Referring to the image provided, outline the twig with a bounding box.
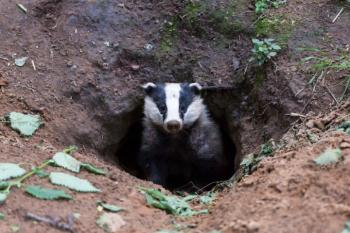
[313,71,324,93]
[0,56,9,61]
[325,85,339,105]
[340,76,350,101]
[302,94,314,113]
[31,60,36,71]
[25,212,74,232]
[295,87,306,97]
[286,113,307,118]
[332,7,344,23]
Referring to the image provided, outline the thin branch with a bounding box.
[332,7,344,23]
[325,85,339,105]
[25,212,74,232]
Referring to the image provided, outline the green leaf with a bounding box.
[140,188,208,217]
[0,191,9,204]
[346,128,350,135]
[25,185,72,200]
[260,144,273,156]
[267,51,277,58]
[6,112,42,136]
[199,192,216,205]
[341,221,350,233]
[14,57,28,67]
[0,212,4,220]
[314,148,342,165]
[49,172,100,192]
[32,168,49,178]
[97,201,124,212]
[301,56,317,63]
[52,152,81,173]
[81,163,106,175]
[0,181,10,190]
[337,121,350,131]
[0,163,26,181]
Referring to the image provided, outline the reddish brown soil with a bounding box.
[1,0,350,233]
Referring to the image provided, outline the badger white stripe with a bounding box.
[164,83,182,124]
[144,96,163,126]
[183,97,205,127]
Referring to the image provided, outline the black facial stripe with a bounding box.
[179,83,195,119]
[148,84,167,120]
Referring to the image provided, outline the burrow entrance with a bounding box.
[71,78,294,191]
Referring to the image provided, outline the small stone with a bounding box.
[96,213,126,233]
[144,43,154,51]
[247,221,260,232]
[306,120,314,128]
[130,64,140,70]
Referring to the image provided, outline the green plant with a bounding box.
[0,146,105,203]
[255,0,269,14]
[314,148,342,166]
[255,15,294,46]
[140,188,208,217]
[301,50,350,101]
[159,19,179,53]
[250,38,281,65]
[240,141,277,176]
[255,0,287,14]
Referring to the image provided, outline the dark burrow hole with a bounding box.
[115,91,241,192]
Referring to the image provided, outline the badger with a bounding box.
[138,82,232,189]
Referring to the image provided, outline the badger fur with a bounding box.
[138,82,231,189]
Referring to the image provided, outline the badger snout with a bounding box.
[165,120,182,134]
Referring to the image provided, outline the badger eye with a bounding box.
[180,106,186,114]
[158,104,166,113]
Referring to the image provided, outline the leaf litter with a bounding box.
[140,188,209,217]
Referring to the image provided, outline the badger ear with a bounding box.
[189,83,202,95]
[142,82,156,95]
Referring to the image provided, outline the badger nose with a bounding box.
[166,120,181,133]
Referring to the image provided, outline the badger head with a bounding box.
[142,82,205,134]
